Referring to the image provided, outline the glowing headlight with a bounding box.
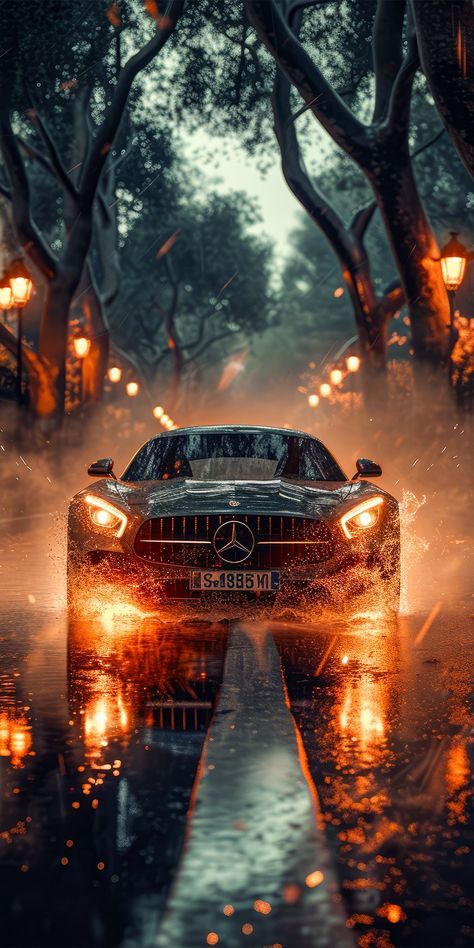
[85,495,128,538]
[340,496,384,539]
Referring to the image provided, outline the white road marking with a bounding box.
[155,622,352,948]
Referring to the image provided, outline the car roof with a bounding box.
[150,424,317,440]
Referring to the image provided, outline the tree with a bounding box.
[0,0,184,422]
[111,189,277,406]
[412,0,474,180]
[244,0,451,370]
[271,13,403,388]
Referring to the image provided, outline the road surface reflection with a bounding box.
[275,607,474,947]
[0,608,227,947]
[0,518,472,947]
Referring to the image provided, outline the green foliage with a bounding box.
[113,186,278,377]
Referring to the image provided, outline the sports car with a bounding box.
[67,424,400,607]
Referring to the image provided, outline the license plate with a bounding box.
[190,570,280,591]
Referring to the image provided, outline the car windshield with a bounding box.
[122,431,346,482]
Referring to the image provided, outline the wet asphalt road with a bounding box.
[0,520,472,948]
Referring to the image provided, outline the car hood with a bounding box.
[87,477,379,520]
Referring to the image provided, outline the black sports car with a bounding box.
[67,424,400,607]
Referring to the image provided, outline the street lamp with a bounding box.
[330,368,343,385]
[73,335,91,359]
[7,258,33,307]
[320,382,331,398]
[152,405,164,419]
[440,232,468,350]
[73,334,90,405]
[0,278,13,311]
[346,355,360,373]
[107,365,122,384]
[125,381,139,397]
[4,258,33,406]
[308,393,319,408]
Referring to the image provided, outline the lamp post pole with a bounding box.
[447,288,458,355]
[16,306,23,406]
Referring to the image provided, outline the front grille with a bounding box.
[134,515,334,569]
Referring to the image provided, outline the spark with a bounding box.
[414,601,442,646]
[315,635,338,676]
[217,272,238,297]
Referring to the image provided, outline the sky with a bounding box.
[184,129,301,259]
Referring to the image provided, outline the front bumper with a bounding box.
[73,547,385,601]
[68,500,399,600]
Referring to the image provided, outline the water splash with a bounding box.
[399,489,429,614]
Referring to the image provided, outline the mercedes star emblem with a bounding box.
[213,520,255,564]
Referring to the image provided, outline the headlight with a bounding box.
[340,496,384,539]
[85,495,128,538]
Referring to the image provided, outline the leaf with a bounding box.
[157,230,180,258]
[106,3,122,28]
[144,0,160,21]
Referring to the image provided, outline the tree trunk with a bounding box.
[0,322,56,417]
[38,277,76,420]
[370,157,450,363]
[412,0,474,179]
[76,281,109,406]
[340,244,387,368]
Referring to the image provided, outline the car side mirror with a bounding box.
[352,457,382,480]
[88,458,116,479]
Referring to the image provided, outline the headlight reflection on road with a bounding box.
[75,584,156,635]
[83,693,131,754]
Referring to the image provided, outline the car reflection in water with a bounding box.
[67,608,227,946]
[274,609,473,948]
[1,600,227,948]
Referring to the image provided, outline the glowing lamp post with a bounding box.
[152,405,164,419]
[108,365,122,384]
[0,282,14,311]
[440,232,468,350]
[308,393,319,408]
[73,334,90,405]
[320,382,331,398]
[73,335,91,359]
[330,368,343,386]
[4,258,33,405]
[346,354,360,373]
[126,381,139,397]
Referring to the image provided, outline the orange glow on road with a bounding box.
[0,713,32,767]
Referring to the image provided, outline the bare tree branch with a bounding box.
[25,108,79,202]
[372,0,406,123]
[245,0,368,159]
[16,135,53,174]
[183,329,238,366]
[0,81,57,278]
[385,24,420,134]
[79,0,184,208]
[0,178,11,199]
